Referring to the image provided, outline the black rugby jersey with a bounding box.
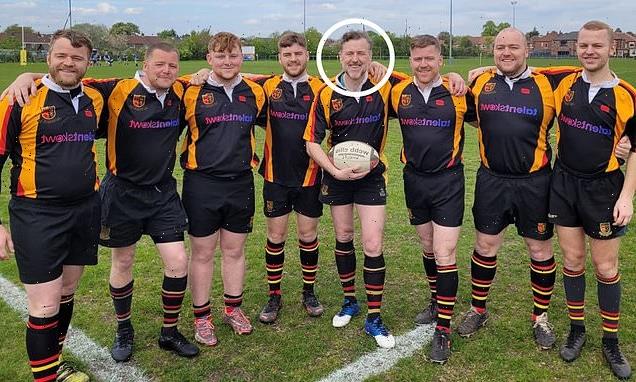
[304,72,408,174]
[539,66,636,176]
[391,77,476,173]
[85,77,185,185]
[181,77,266,178]
[0,79,104,201]
[471,70,555,175]
[257,75,324,187]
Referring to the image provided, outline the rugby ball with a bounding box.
[328,140,380,171]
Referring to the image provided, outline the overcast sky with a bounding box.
[1,0,634,37]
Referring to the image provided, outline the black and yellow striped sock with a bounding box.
[265,239,285,296]
[422,251,437,303]
[335,240,356,302]
[160,275,187,336]
[57,294,74,352]
[436,264,458,333]
[364,254,385,320]
[597,272,621,339]
[470,250,497,313]
[299,237,319,292]
[563,267,586,329]
[110,280,134,330]
[27,314,60,382]
[530,257,556,320]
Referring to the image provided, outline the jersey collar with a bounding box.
[135,70,169,107]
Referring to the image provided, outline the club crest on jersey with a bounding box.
[132,94,146,108]
[564,90,574,103]
[401,94,411,107]
[331,98,343,112]
[483,82,496,93]
[537,222,547,234]
[40,105,56,120]
[599,222,612,237]
[266,200,274,213]
[271,88,283,100]
[202,93,215,105]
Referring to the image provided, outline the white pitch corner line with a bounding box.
[318,324,435,382]
[0,275,150,382]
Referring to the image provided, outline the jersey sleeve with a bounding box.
[533,66,580,91]
[82,77,119,100]
[0,99,23,214]
[625,115,636,153]
[304,87,329,144]
[464,91,477,123]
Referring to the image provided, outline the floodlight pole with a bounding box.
[449,0,453,61]
[511,1,518,28]
[69,0,73,29]
[303,0,306,34]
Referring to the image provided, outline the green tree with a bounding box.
[73,23,109,50]
[158,29,178,40]
[526,27,540,39]
[481,21,511,37]
[304,27,322,54]
[178,29,211,60]
[110,22,140,36]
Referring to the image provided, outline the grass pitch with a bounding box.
[0,58,635,381]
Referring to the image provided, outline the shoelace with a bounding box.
[116,328,134,345]
[606,343,627,365]
[564,331,584,348]
[369,318,389,336]
[304,294,319,307]
[232,309,251,327]
[195,318,213,337]
[265,298,280,311]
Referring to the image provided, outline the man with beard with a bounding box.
[2,42,199,361]
[390,34,476,362]
[0,29,103,382]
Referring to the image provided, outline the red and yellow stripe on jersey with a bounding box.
[0,80,103,202]
[181,78,266,178]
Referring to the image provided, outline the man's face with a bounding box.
[410,45,443,85]
[207,45,243,81]
[577,28,614,73]
[143,49,179,91]
[493,30,528,76]
[339,38,372,82]
[279,43,309,77]
[47,38,89,88]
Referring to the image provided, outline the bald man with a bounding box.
[456,28,558,349]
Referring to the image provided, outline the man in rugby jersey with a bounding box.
[455,28,560,349]
[539,21,636,379]
[0,29,102,382]
[182,32,266,344]
[2,42,200,361]
[390,34,476,362]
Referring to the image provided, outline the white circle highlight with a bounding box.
[315,18,395,98]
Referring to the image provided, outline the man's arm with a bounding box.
[0,99,20,259]
[0,72,43,106]
[614,152,635,226]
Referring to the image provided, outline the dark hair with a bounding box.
[340,30,372,51]
[48,29,92,55]
[145,41,179,60]
[278,31,307,49]
[410,34,441,53]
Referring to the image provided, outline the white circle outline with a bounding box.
[315,18,395,98]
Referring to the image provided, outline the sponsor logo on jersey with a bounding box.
[520,87,531,95]
[84,109,93,118]
[600,104,610,113]
[435,99,445,106]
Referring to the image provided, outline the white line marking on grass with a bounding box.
[319,324,435,382]
[0,275,150,382]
